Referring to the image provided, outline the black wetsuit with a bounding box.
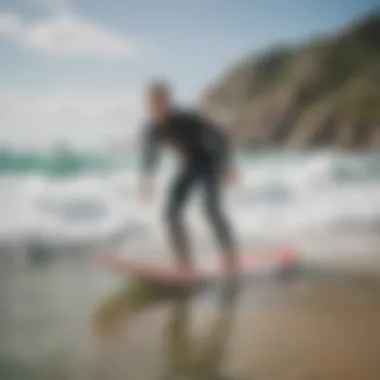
[141,110,236,265]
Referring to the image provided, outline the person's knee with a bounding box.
[165,203,181,226]
[204,199,220,221]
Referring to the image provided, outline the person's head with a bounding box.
[146,80,173,121]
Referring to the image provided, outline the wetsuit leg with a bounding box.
[166,165,198,266]
[201,160,236,260]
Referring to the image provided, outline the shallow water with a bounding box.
[1,252,380,380]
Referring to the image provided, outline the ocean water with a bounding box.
[2,149,380,380]
[1,149,380,259]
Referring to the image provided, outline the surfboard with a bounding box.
[96,247,298,285]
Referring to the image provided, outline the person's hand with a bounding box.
[223,168,239,186]
[139,179,154,203]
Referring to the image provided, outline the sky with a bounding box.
[0,0,379,150]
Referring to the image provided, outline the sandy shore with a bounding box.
[1,247,380,380]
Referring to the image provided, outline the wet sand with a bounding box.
[1,252,380,380]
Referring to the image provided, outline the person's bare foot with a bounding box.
[175,262,194,280]
[222,257,239,277]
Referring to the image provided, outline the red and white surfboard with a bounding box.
[96,247,298,285]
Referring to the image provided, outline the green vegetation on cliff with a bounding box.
[201,12,380,150]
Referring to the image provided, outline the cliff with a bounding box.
[201,12,380,150]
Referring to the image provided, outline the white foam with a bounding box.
[1,152,380,249]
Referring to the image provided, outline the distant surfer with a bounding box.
[139,81,238,277]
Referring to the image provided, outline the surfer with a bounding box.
[139,80,238,277]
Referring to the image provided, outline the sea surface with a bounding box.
[2,149,380,249]
[1,148,380,380]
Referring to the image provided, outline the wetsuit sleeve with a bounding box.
[201,116,233,172]
[141,123,160,177]
[215,126,232,172]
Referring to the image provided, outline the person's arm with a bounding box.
[201,116,234,176]
[140,124,160,199]
[215,126,233,174]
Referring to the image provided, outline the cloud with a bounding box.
[0,88,144,148]
[0,12,141,58]
[33,0,74,12]
[0,13,22,36]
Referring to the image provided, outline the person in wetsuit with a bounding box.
[139,81,238,276]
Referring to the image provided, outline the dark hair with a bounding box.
[148,79,171,97]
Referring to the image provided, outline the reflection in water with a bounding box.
[164,281,239,380]
[94,279,240,380]
[93,279,194,339]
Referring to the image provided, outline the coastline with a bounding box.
[1,242,380,380]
